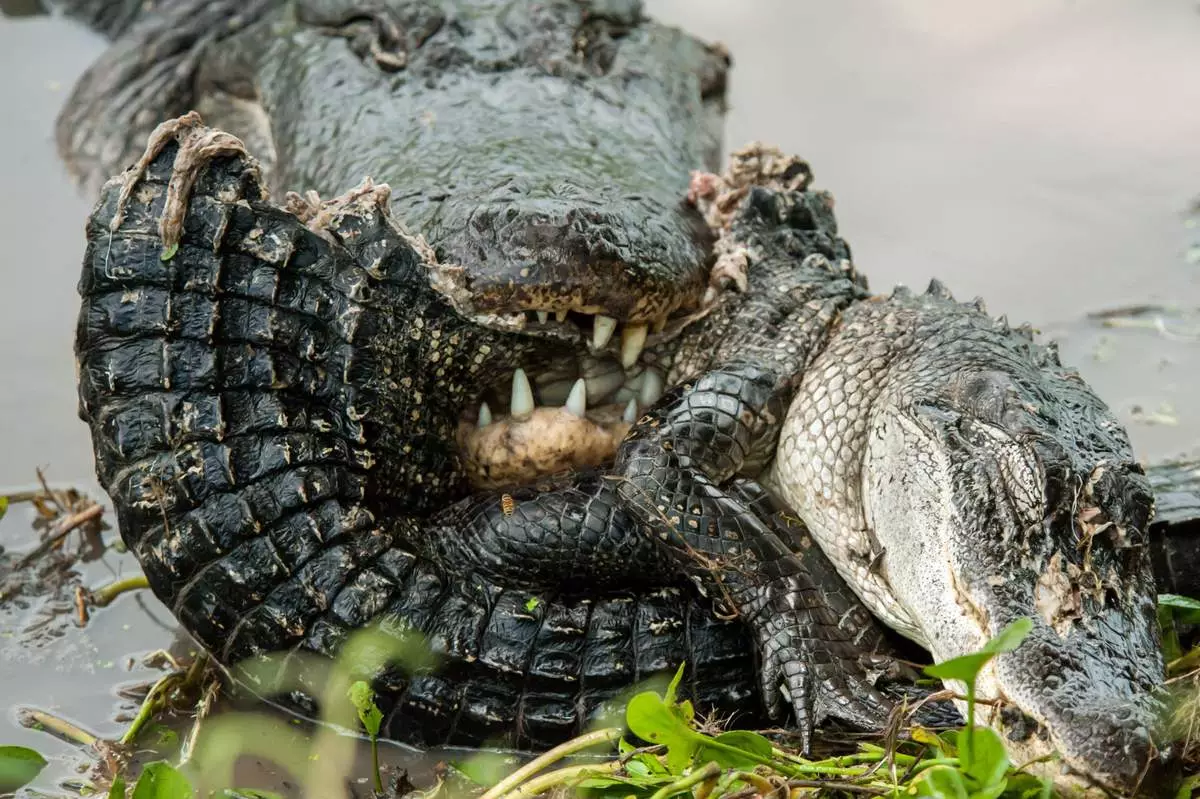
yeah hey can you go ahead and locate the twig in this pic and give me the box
[480,726,623,799]
[18,707,99,748]
[17,503,104,568]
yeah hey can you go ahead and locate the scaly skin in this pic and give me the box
[53,0,1200,792]
[78,115,972,750]
[57,0,729,339]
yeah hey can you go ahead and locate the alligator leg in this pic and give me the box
[56,0,283,193]
[607,364,897,751]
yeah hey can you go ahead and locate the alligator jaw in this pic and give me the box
[860,401,1176,795]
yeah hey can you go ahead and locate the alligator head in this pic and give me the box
[773,287,1178,795]
[864,346,1175,793]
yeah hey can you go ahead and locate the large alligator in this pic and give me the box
[43,0,1200,795]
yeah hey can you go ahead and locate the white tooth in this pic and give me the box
[620,324,649,368]
[623,398,638,423]
[592,315,618,349]
[510,368,534,419]
[564,378,587,417]
[640,368,664,407]
[555,309,568,323]
[536,311,549,324]
[477,402,493,427]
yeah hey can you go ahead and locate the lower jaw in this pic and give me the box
[456,354,667,490]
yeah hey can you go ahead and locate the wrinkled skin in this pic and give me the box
[41,0,1200,794]
[770,284,1172,792]
[57,0,728,337]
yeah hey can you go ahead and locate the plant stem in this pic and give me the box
[647,762,722,799]
[371,736,382,794]
[785,779,887,796]
[963,683,975,768]
[120,670,181,745]
[91,574,150,606]
[497,760,624,799]
[480,726,623,799]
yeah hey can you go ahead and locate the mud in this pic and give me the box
[1,0,1198,795]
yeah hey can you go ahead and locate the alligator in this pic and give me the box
[46,0,1200,795]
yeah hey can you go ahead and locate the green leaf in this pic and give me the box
[1158,594,1200,612]
[962,727,1010,790]
[662,663,686,706]
[696,730,774,770]
[0,496,8,522]
[1160,603,1183,662]
[925,618,1033,684]
[625,691,697,774]
[108,775,127,799]
[917,766,969,799]
[0,746,48,793]
[524,596,540,612]
[216,791,286,799]
[981,617,1033,655]
[1160,594,1200,625]
[347,680,382,737]
[160,243,179,262]
[131,761,192,799]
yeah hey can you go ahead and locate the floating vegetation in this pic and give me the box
[5,486,1200,798]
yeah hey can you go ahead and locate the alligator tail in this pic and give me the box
[76,114,396,662]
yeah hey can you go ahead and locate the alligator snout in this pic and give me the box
[987,623,1178,795]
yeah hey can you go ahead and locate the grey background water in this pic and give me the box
[0,0,1197,792]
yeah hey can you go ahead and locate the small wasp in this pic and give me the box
[500,493,516,517]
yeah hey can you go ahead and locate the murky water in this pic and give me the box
[1,0,1198,793]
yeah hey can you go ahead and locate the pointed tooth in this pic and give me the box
[477,402,493,427]
[620,324,649,368]
[592,315,618,349]
[536,310,549,324]
[510,368,534,419]
[652,315,668,333]
[555,309,568,323]
[564,378,587,417]
[623,398,639,423]
[640,368,664,407]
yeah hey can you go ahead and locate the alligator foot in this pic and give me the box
[108,111,268,252]
[609,365,898,748]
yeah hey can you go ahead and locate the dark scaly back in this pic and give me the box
[74,121,759,748]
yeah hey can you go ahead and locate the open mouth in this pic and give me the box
[457,354,666,490]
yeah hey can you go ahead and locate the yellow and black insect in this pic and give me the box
[500,493,516,517]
